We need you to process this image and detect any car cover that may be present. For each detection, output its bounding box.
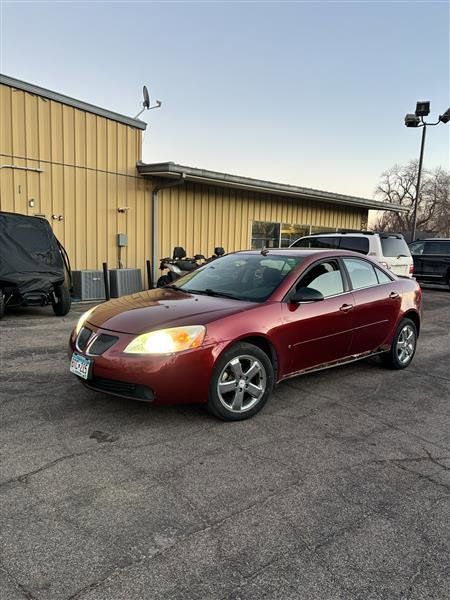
[0,212,66,296]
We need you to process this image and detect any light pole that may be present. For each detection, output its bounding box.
[404,102,450,242]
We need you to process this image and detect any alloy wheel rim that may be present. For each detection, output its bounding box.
[396,324,416,365]
[217,354,267,413]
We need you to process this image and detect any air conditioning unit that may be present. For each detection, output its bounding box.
[72,270,106,301]
[109,268,143,298]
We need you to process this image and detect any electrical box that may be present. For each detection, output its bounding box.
[117,233,128,247]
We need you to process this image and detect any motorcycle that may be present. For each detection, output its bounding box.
[156,246,225,287]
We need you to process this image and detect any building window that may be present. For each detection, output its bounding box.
[280,223,310,247]
[251,221,281,249]
[310,226,337,234]
[251,221,311,249]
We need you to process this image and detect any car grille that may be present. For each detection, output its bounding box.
[77,327,92,351]
[86,377,154,402]
[76,328,118,356]
[89,334,118,356]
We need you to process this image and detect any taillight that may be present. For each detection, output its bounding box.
[409,264,414,274]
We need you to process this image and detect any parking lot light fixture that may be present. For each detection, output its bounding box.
[415,101,430,117]
[404,100,450,241]
[439,108,450,124]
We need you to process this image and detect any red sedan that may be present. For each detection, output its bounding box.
[69,249,422,421]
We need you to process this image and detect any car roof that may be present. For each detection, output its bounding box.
[415,238,450,242]
[300,232,404,238]
[234,248,370,259]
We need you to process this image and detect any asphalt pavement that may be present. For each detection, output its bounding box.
[0,287,449,600]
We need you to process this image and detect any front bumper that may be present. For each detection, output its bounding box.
[69,325,221,406]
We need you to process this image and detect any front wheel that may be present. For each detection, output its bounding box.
[207,342,274,421]
[52,284,71,316]
[382,318,417,370]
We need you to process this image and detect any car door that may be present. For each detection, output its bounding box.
[422,241,450,283]
[342,257,400,355]
[280,258,355,373]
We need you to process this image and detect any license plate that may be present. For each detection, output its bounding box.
[70,353,92,380]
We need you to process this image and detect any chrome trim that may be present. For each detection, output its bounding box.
[85,334,101,356]
[282,350,385,381]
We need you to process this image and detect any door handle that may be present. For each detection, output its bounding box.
[389,291,399,299]
[340,303,353,312]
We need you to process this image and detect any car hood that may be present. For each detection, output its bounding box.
[86,288,253,335]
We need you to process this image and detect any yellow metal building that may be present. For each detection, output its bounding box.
[0,74,403,288]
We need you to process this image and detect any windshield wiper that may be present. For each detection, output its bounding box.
[187,288,238,300]
[165,284,186,292]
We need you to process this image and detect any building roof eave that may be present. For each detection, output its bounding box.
[0,73,147,130]
[137,161,408,213]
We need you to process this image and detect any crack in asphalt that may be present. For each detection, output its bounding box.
[390,461,450,492]
[0,562,39,600]
[0,447,106,487]
[63,477,305,600]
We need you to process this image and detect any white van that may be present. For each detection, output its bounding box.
[290,231,414,277]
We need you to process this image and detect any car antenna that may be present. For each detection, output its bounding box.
[261,247,269,256]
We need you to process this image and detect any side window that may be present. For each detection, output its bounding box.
[374,266,392,284]
[409,241,425,255]
[296,260,344,297]
[339,236,370,255]
[424,241,450,255]
[312,237,340,249]
[292,237,340,249]
[343,258,378,290]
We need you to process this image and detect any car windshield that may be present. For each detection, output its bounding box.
[380,236,411,258]
[176,254,304,302]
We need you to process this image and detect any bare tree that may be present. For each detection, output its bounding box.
[374,161,450,238]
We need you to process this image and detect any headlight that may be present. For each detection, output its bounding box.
[124,325,206,355]
[75,307,97,335]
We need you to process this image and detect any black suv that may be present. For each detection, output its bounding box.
[409,239,450,289]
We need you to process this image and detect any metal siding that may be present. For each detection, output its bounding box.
[156,185,368,259]
[0,84,13,157]
[0,82,366,286]
[0,83,151,285]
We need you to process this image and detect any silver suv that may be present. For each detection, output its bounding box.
[290,231,414,277]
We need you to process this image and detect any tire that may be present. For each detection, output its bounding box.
[382,318,417,370]
[52,284,71,316]
[0,289,4,320]
[207,342,274,421]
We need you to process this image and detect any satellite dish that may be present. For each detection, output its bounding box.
[143,85,150,109]
[134,84,162,119]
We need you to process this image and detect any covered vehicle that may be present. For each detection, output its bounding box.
[0,212,71,318]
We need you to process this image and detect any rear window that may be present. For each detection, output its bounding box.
[423,241,450,255]
[339,236,369,255]
[380,236,410,258]
[343,258,378,289]
[293,236,340,249]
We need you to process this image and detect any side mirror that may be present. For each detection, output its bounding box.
[291,287,324,303]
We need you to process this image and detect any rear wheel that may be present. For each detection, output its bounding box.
[52,284,71,316]
[207,342,274,421]
[0,289,4,319]
[382,318,417,370]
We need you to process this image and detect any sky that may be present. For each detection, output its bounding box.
[1,0,449,201]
